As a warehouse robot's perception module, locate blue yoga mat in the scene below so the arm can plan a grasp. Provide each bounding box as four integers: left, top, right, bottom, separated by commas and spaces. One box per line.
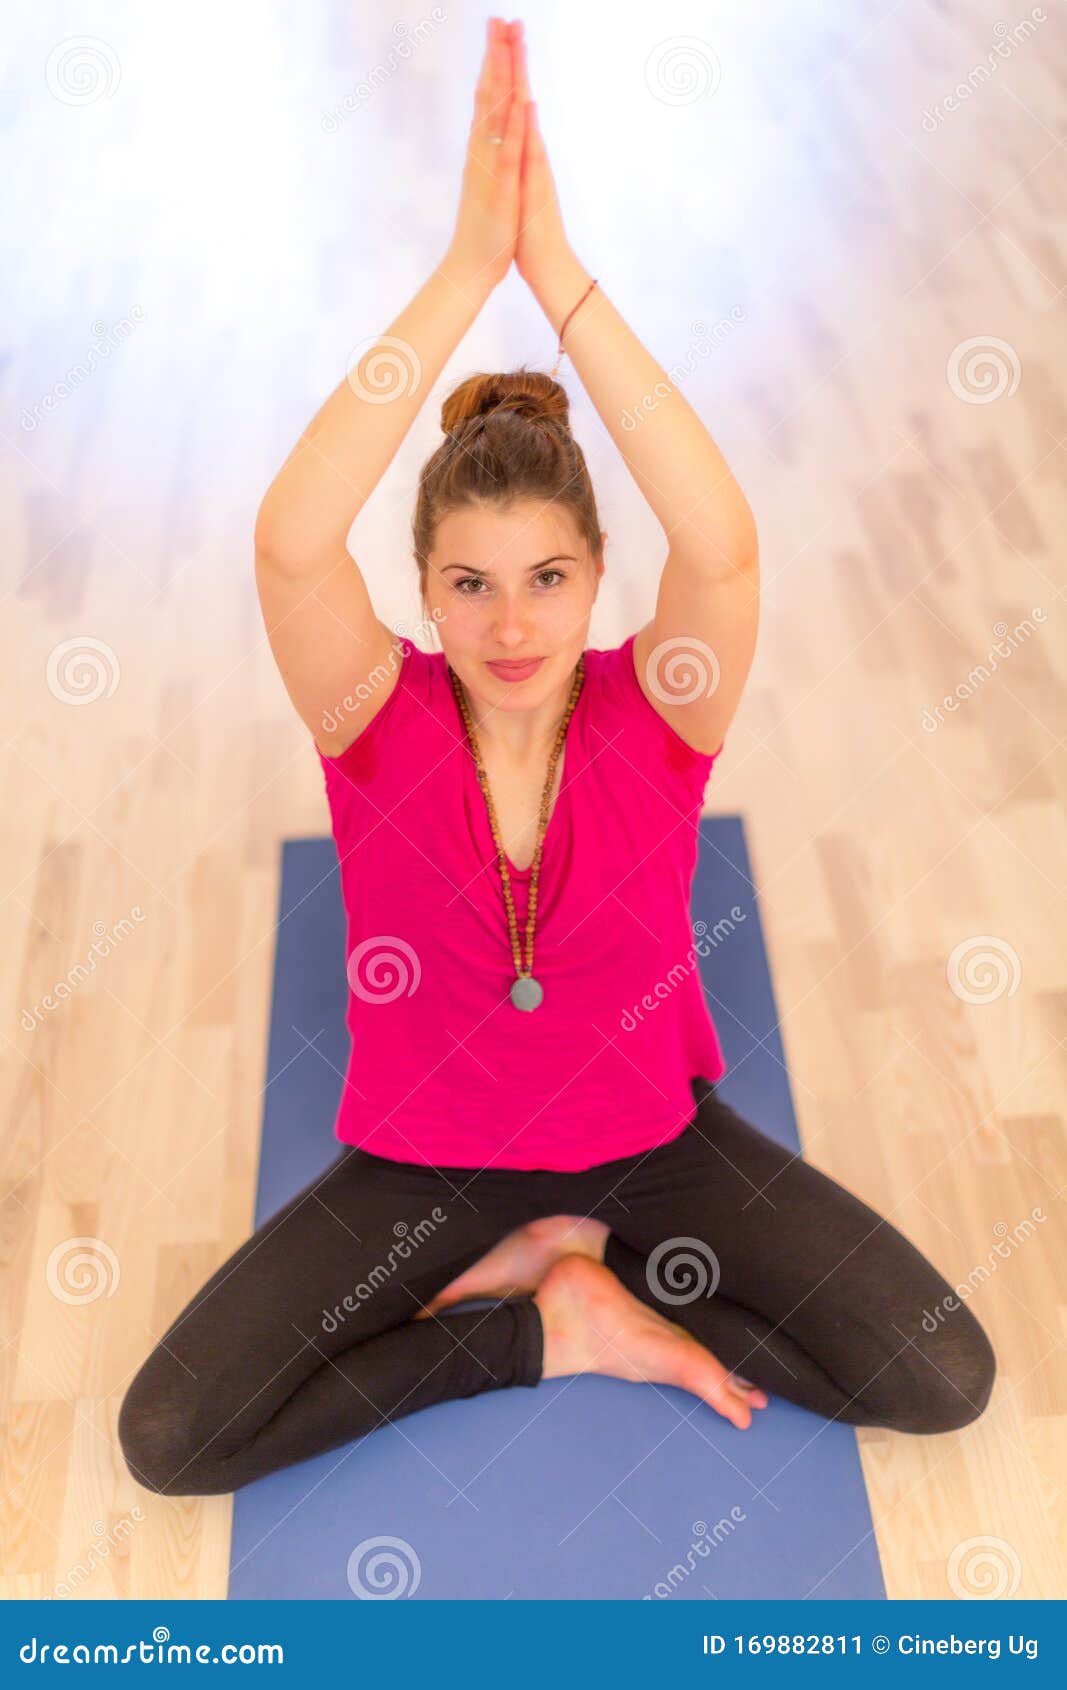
229, 818, 886, 1600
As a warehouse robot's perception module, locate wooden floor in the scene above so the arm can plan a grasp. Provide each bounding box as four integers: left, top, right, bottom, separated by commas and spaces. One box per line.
3, 1, 1065, 1600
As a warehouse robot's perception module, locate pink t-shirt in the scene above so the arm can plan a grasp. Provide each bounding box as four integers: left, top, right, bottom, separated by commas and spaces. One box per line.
316, 632, 727, 1172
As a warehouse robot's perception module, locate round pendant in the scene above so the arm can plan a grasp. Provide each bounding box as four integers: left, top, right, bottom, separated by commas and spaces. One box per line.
510, 974, 544, 1012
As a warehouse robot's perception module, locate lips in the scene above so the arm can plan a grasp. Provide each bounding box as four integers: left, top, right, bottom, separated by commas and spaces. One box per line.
486, 657, 544, 681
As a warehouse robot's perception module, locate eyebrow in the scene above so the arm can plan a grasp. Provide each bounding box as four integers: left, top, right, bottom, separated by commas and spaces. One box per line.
441, 555, 577, 576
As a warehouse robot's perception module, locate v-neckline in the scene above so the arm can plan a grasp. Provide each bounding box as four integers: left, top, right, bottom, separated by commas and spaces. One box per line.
501, 745, 568, 879
448, 660, 585, 882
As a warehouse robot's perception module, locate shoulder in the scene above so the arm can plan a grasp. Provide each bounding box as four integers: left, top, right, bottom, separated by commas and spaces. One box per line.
315, 636, 440, 780
586, 627, 725, 777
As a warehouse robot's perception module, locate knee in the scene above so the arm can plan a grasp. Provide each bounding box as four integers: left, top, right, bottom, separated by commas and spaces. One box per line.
929, 1322, 997, 1432
878, 1319, 998, 1436
117, 1375, 231, 1498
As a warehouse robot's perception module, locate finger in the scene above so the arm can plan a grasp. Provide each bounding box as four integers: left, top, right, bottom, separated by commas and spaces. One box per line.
497, 81, 525, 168
473, 18, 510, 143
730, 1371, 769, 1405
523, 101, 556, 203
699, 1360, 756, 1430
521, 101, 553, 208
734, 1381, 769, 1409
472, 17, 497, 118
726, 1388, 754, 1429
526, 98, 550, 165
489, 19, 514, 136
716, 1369, 769, 1426
510, 18, 532, 103
521, 99, 543, 187
716, 1388, 752, 1430
482, 95, 524, 268
671, 1327, 756, 1429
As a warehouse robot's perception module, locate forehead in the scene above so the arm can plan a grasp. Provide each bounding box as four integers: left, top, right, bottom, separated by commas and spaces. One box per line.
432, 500, 583, 567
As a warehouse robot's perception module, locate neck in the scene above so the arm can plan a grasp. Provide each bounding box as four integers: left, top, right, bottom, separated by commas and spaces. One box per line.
460, 666, 578, 762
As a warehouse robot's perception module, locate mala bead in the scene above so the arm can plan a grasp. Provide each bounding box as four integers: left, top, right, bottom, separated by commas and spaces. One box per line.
448, 656, 585, 1012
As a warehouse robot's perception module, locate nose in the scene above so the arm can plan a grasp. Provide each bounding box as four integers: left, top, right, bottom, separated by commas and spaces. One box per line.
491, 601, 533, 649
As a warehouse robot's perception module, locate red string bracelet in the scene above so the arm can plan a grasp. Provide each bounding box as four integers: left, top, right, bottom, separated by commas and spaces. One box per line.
549, 277, 598, 377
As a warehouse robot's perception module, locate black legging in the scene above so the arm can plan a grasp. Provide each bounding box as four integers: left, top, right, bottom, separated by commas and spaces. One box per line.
118, 1078, 996, 1496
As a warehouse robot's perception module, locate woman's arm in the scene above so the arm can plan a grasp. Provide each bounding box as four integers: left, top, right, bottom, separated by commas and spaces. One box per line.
255, 18, 525, 757
536, 243, 760, 758
511, 23, 758, 756
254, 260, 493, 575
255, 18, 524, 574
528, 247, 758, 572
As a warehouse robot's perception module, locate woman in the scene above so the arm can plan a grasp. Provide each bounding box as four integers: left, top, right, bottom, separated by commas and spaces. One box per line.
118, 18, 995, 1497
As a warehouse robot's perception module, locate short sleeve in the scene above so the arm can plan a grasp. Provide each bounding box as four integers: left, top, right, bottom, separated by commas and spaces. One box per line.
315, 638, 430, 786
593, 633, 723, 793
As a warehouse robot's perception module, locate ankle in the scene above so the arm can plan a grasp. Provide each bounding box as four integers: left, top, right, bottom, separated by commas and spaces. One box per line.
533, 1254, 604, 1379
530, 1214, 609, 1263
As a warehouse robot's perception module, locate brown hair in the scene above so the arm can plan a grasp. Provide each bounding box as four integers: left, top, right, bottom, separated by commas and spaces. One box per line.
412, 369, 603, 607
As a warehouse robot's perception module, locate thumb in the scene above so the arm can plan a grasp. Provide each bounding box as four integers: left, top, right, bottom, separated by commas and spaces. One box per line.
524, 99, 547, 172
498, 85, 525, 172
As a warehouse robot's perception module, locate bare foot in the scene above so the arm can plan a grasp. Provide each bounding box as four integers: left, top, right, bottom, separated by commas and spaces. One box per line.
534, 1254, 769, 1431
413, 1214, 609, 1320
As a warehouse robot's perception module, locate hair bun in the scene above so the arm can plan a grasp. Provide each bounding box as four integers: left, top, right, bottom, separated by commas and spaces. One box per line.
441, 368, 570, 437
415, 365, 602, 582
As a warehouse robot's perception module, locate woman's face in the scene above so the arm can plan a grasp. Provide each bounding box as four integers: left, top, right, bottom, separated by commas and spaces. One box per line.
422, 499, 604, 710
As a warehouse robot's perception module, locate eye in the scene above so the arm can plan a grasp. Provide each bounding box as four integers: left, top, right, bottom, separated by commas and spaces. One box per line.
454, 576, 487, 595
535, 568, 566, 588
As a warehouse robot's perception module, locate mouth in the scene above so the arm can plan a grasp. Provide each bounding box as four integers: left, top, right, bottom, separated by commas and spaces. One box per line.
485, 657, 545, 681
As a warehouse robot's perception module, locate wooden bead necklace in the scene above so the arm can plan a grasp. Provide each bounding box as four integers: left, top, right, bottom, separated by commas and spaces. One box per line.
447, 657, 585, 1011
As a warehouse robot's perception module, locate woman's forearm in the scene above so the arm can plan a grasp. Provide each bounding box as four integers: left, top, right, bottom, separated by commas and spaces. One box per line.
532, 250, 757, 575
254, 253, 494, 573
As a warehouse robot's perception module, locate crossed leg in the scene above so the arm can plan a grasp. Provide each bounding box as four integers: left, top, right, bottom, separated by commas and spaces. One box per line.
421, 1081, 999, 1437
118, 1087, 997, 1498
583, 1087, 998, 1434
117, 1144, 547, 1496
418, 1214, 769, 1427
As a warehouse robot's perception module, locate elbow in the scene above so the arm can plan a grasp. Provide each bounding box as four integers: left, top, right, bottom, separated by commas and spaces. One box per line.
253, 500, 283, 570
735, 513, 759, 573
716, 526, 759, 585
728, 526, 759, 587
709, 512, 759, 582
253, 502, 304, 579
